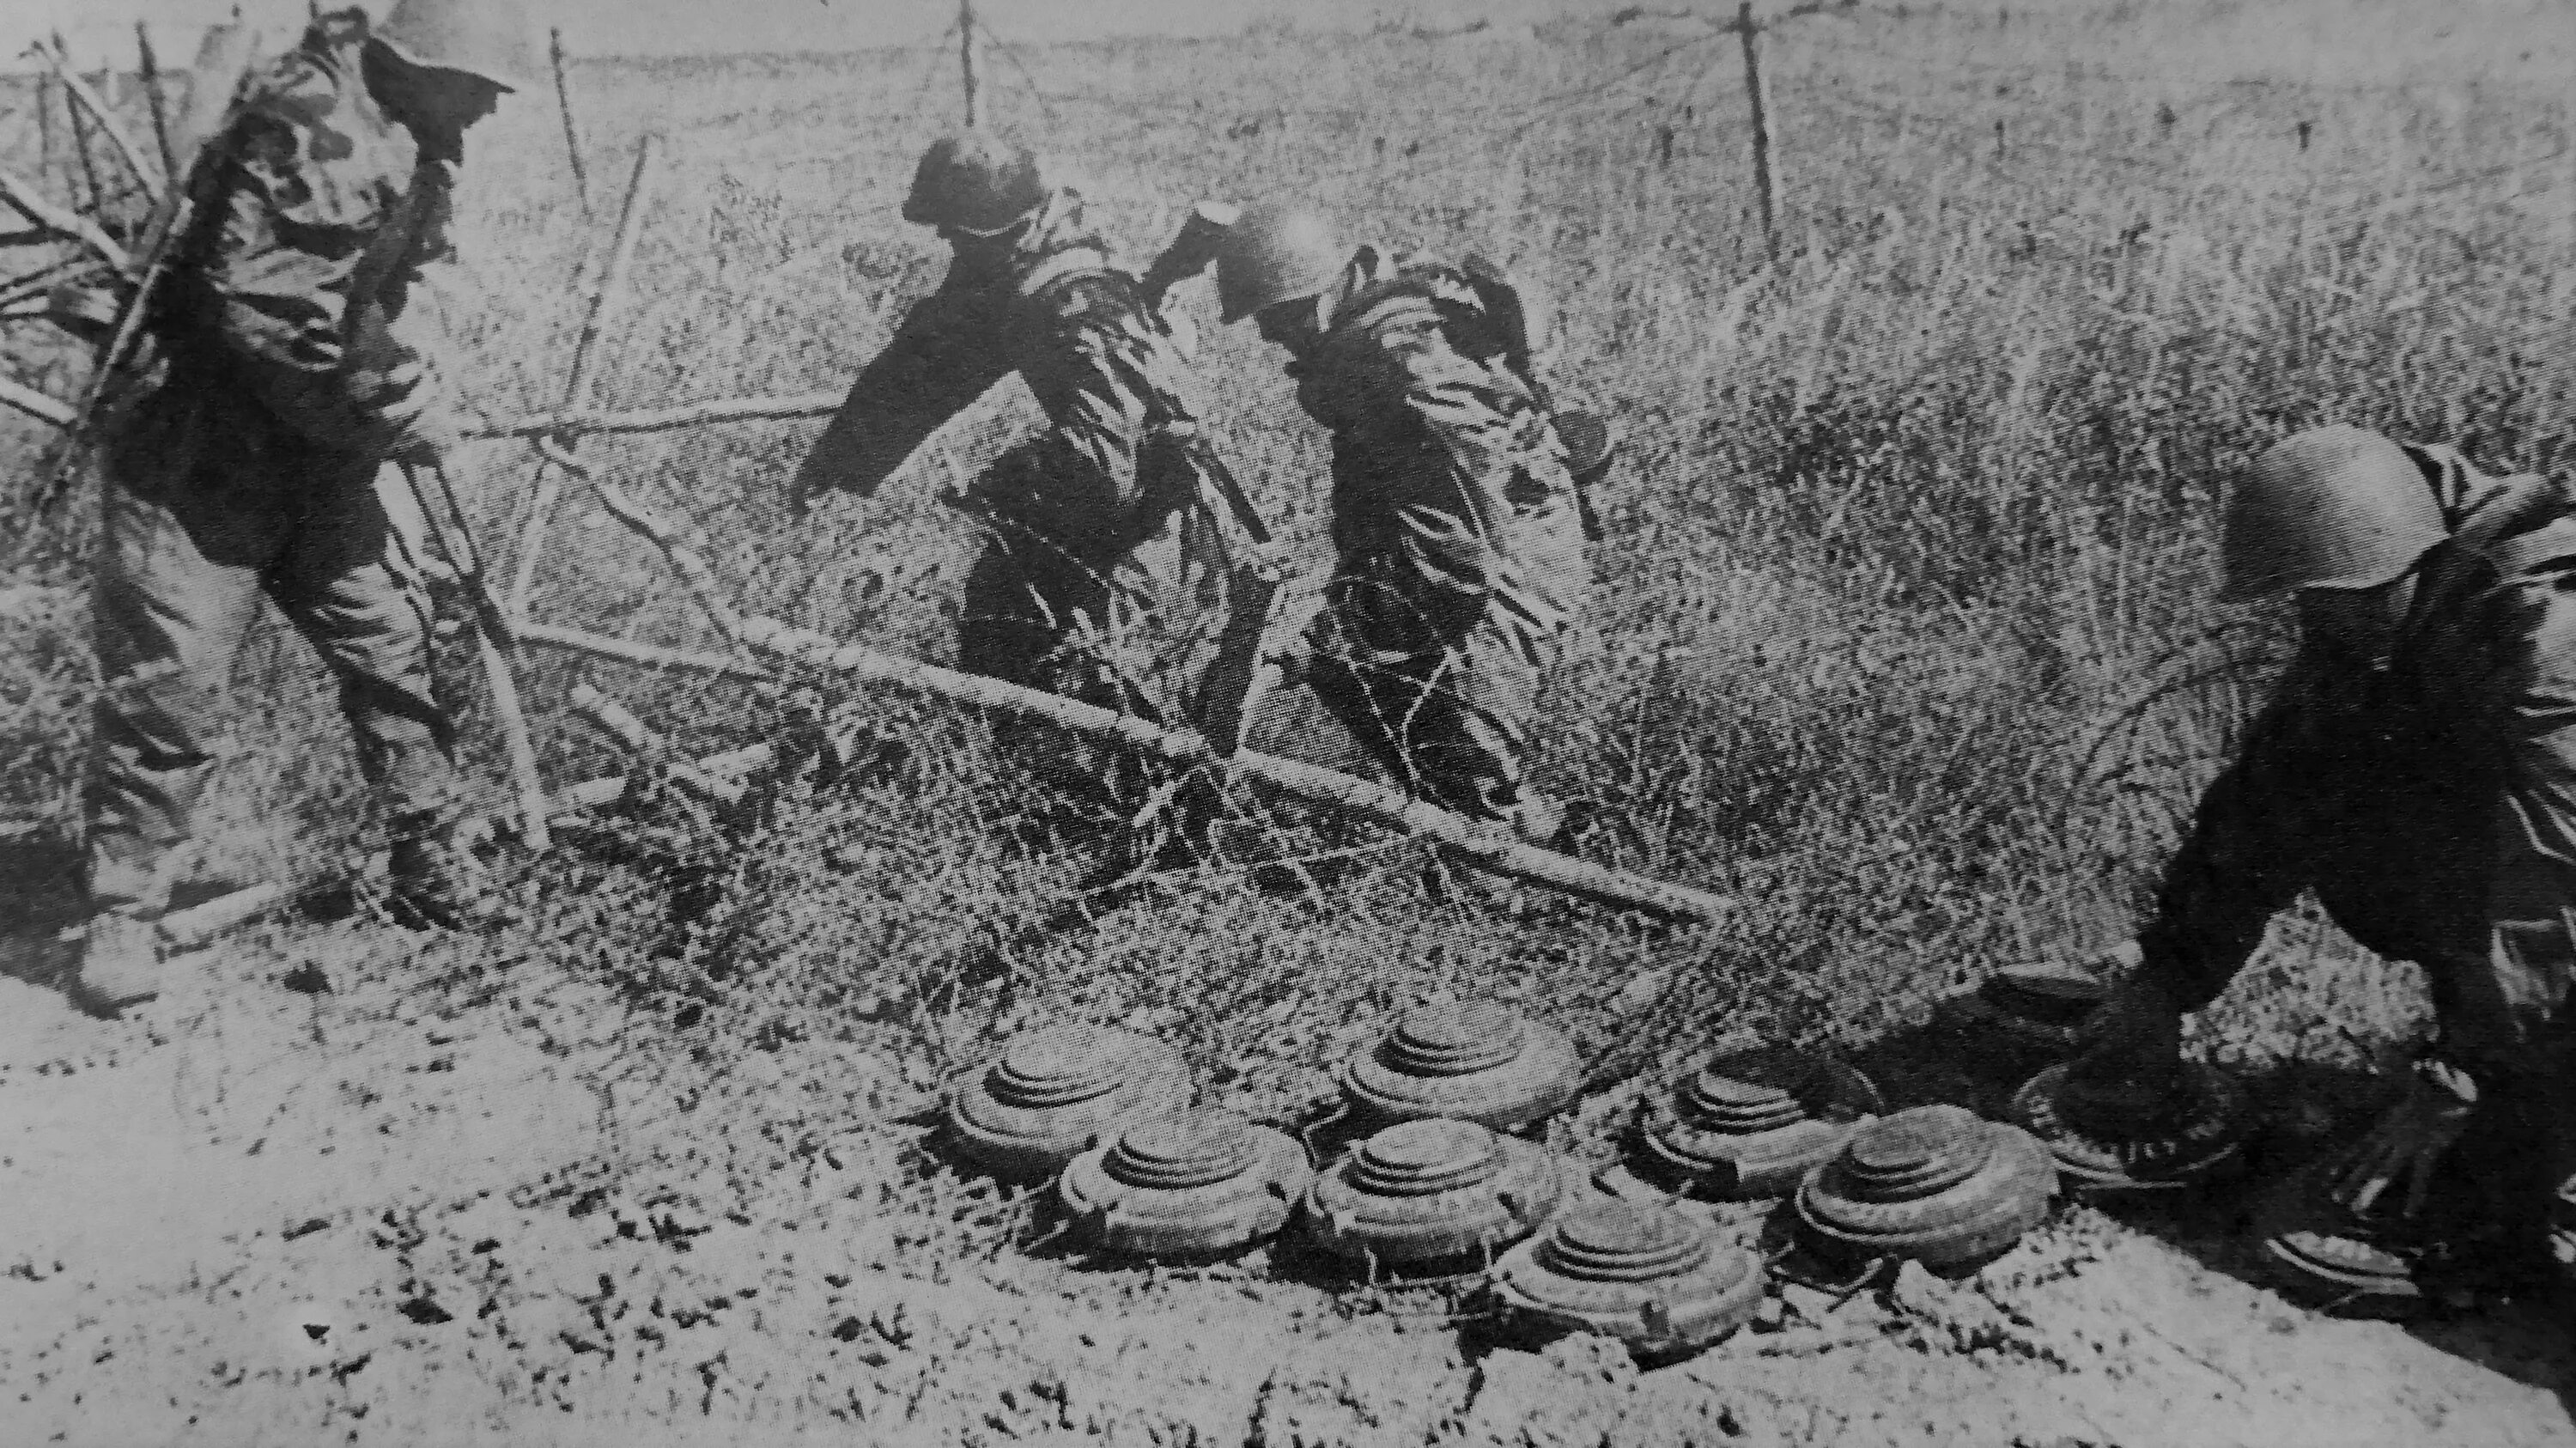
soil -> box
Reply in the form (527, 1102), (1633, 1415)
(3, 910), (2567, 1447)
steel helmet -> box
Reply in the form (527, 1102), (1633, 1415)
(374, 0), (538, 94)
(903, 131), (1046, 235)
(2219, 425), (2446, 601)
(1215, 204), (1344, 325)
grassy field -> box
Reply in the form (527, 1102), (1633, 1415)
(2, 0), (2574, 1441)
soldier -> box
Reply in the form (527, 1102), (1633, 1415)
(1157, 204), (1610, 840)
(793, 133), (1268, 829)
(2077, 424), (2576, 1300)
(73, 0), (534, 1017)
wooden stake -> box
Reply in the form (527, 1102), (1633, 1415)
(550, 28), (592, 218)
(1735, 3), (1778, 263)
(959, 0), (982, 127)
(136, 23), (179, 180)
(37, 70), (56, 192)
(45, 36), (164, 203)
(53, 33), (110, 219)
(507, 134), (662, 621)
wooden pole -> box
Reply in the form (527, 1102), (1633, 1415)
(549, 27), (592, 218)
(1735, 2), (1777, 263)
(738, 617), (1738, 922)
(135, 23), (179, 180)
(959, 0), (981, 127)
(54, 33), (110, 219)
(506, 134), (662, 620)
(464, 387), (844, 440)
(37, 70), (56, 192)
(0, 165), (133, 270)
(46, 38), (164, 203)
(0, 377), (77, 428)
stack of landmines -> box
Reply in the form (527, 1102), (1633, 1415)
(927, 966), (2258, 1367)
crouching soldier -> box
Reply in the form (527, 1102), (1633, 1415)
(75, 0), (533, 1016)
(2077, 424), (2576, 1301)
(793, 133), (1268, 827)
(1156, 204), (1610, 841)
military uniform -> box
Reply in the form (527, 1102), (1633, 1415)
(2140, 445), (2576, 1245)
(87, 14), (465, 916)
(795, 187), (1250, 765)
(1286, 246), (1592, 830)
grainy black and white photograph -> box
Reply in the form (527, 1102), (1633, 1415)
(0, 0), (2570, 1442)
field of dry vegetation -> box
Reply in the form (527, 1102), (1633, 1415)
(2, 1), (2574, 1443)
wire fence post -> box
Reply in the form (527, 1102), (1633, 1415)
(959, 0), (982, 127)
(136, 22), (179, 180)
(550, 27), (593, 218)
(1735, 3), (1779, 262)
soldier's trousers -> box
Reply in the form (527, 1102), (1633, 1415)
(1306, 552), (1554, 832)
(86, 431), (462, 914)
(952, 438), (1228, 828)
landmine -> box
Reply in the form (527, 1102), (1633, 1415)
(1929, 964), (2107, 1076)
(1635, 1048), (1884, 1201)
(1340, 999), (1582, 1135)
(1795, 1105), (2057, 1272)
(1492, 1199), (1768, 1362)
(2008, 1058), (2254, 1191)
(944, 1025), (1193, 1182)
(1305, 1118), (1571, 1275)
(1057, 1109), (1314, 1261)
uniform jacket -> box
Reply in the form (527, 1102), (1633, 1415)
(2142, 447), (2576, 1080)
(137, 12), (451, 466)
(793, 186), (1213, 554)
(1291, 246), (1590, 660)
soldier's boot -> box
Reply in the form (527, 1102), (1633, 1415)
(70, 908), (164, 1019)
(387, 825), (518, 934)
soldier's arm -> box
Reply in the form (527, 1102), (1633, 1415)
(792, 285), (1014, 503)
(2132, 673), (2334, 1012)
(184, 75), (445, 457)
(2450, 580), (2576, 1078)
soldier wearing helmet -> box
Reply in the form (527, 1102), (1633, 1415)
(70, 0), (533, 1018)
(794, 134), (1267, 837)
(1153, 202), (1611, 838)
(2077, 424), (2576, 1302)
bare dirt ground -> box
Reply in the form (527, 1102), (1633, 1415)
(3, 899), (2567, 1447)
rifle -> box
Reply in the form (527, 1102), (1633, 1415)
(398, 460), (552, 850)
(1177, 443), (1292, 757)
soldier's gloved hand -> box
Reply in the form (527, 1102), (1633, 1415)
(2071, 970), (2184, 1080)
(1139, 201), (1241, 308)
(2331, 1057), (2480, 1220)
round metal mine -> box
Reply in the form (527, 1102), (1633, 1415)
(2009, 1060), (2253, 1190)
(1640, 1048), (1884, 1201)
(1058, 1108), (1314, 1260)
(1932, 965), (2106, 1071)
(1493, 1200), (1765, 1360)
(1796, 1104), (2056, 1270)
(1340, 999), (1581, 1134)
(1305, 1117), (1569, 1270)
(944, 1025), (1192, 1181)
